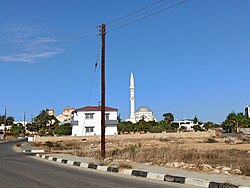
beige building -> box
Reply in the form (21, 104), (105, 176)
(48, 109), (55, 116)
(56, 107), (75, 123)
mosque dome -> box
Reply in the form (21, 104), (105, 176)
(137, 106), (151, 112)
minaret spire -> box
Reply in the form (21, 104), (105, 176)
(130, 72), (135, 119)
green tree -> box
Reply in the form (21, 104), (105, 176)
(10, 123), (23, 136)
(33, 109), (57, 132)
(134, 119), (147, 132)
(0, 115), (5, 124)
(54, 123), (72, 135)
(149, 126), (163, 133)
(203, 121), (219, 130)
(117, 121), (134, 133)
(163, 113), (174, 124)
(0, 115), (14, 125)
(6, 116), (14, 125)
(222, 112), (250, 133)
(158, 120), (171, 131)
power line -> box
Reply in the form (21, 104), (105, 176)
(107, 0), (189, 33)
(107, 0), (178, 28)
(87, 47), (100, 105)
(106, 0), (167, 25)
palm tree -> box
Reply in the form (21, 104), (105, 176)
(224, 112), (250, 133)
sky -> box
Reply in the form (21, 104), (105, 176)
(0, 0), (250, 123)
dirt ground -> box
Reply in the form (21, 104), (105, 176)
(30, 132), (250, 176)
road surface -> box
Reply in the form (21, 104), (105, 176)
(0, 139), (195, 188)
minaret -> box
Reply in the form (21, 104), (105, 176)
(130, 72), (135, 119)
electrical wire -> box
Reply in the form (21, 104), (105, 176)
(106, 0), (167, 25)
(107, 0), (189, 33)
(107, 0), (178, 28)
(87, 54), (99, 105)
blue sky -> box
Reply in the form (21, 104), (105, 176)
(0, 0), (250, 123)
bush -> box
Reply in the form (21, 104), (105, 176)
(47, 130), (54, 136)
(179, 126), (187, 132)
(54, 123), (72, 135)
(193, 125), (203, 132)
(149, 126), (162, 133)
(44, 141), (54, 148)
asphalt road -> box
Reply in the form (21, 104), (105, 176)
(0, 140), (195, 188)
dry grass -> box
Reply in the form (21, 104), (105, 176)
(30, 133), (250, 176)
(118, 161), (133, 170)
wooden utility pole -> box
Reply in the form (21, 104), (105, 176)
(3, 106), (7, 140)
(101, 24), (106, 158)
(23, 112), (26, 136)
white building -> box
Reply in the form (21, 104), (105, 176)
(126, 73), (157, 123)
(172, 120), (200, 131)
(71, 106), (118, 136)
(245, 105), (250, 118)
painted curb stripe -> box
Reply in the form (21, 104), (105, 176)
(146, 172), (165, 181)
(80, 163), (89, 168)
(23, 150), (31, 152)
(48, 157), (53, 161)
(35, 155), (249, 188)
(164, 175), (186, 184)
(97, 166), (108, 171)
(107, 167), (119, 173)
(73, 162), (81, 166)
(185, 177), (210, 187)
(131, 170), (148, 178)
(61, 159), (68, 164)
(88, 164), (98, 169)
(52, 158), (57, 161)
(209, 182), (239, 188)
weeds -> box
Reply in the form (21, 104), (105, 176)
(118, 161), (133, 170)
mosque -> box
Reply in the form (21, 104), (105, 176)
(126, 73), (157, 123)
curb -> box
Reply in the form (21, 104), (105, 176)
(36, 154), (250, 188)
(21, 149), (45, 153)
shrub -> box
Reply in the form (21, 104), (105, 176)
(179, 126), (187, 132)
(149, 126), (162, 133)
(54, 123), (72, 135)
(46, 130), (54, 136)
(118, 161), (133, 170)
(193, 125), (203, 132)
(44, 141), (54, 148)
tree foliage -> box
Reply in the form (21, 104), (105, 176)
(54, 123), (72, 135)
(222, 112), (250, 133)
(10, 124), (23, 136)
(163, 113), (174, 124)
(33, 109), (58, 133)
(0, 115), (14, 125)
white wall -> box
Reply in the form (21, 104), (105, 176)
(72, 110), (117, 136)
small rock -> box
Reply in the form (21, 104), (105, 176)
(200, 164), (213, 170)
(222, 167), (232, 171)
(164, 163), (174, 167)
(212, 169), (220, 173)
(230, 169), (242, 175)
(222, 171), (230, 175)
(173, 162), (182, 168)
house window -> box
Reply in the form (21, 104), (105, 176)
(85, 113), (94, 119)
(86, 127), (94, 133)
(105, 113), (110, 120)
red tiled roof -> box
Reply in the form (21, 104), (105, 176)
(75, 106), (118, 112)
